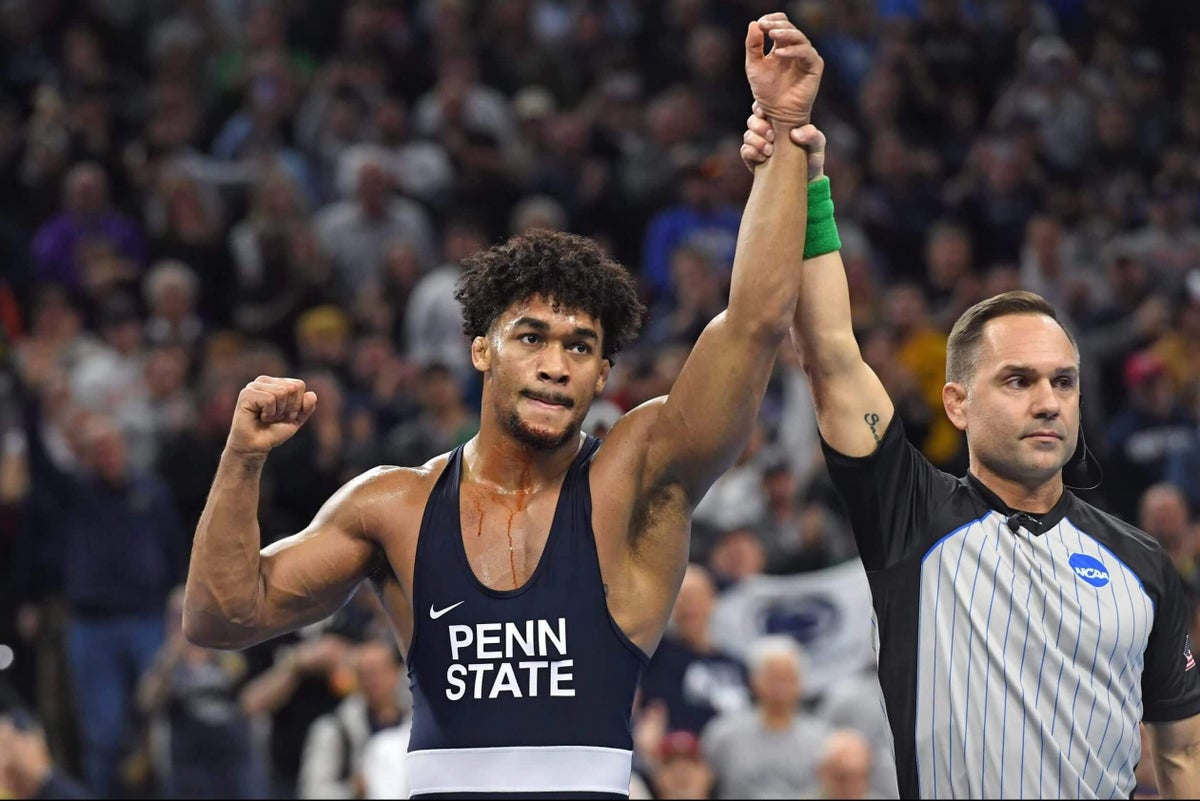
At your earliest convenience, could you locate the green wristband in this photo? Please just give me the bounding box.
[804,176,841,260]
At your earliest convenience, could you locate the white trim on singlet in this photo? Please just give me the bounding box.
[407,744,633,795]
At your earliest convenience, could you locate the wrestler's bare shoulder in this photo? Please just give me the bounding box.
[591,396,665,486]
[335,453,454,545]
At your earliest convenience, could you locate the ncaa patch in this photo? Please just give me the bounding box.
[1068,553,1110,588]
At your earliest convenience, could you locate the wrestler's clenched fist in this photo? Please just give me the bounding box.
[227,375,318,456]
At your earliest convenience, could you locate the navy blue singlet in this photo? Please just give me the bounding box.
[406,437,648,799]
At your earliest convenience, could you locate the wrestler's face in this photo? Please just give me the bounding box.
[944,313,1080,488]
[474,295,610,451]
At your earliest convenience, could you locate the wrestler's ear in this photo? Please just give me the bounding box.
[471,336,490,373]
[595,359,611,395]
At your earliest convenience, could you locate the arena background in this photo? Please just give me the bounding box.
[1,0,1199,798]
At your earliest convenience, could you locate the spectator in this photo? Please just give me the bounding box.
[1151,274,1200,409]
[756,458,807,570]
[1105,350,1197,520]
[1017,213,1095,328]
[136,586,265,799]
[297,639,410,799]
[314,146,437,300]
[821,2,879,98]
[412,52,516,150]
[1139,483,1200,593]
[156,376,242,533]
[352,240,424,347]
[652,730,716,800]
[142,168,233,325]
[239,631,354,800]
[951,135,1042,267]
[641,156,742,304]
[618,86,703,229]
[859,325,933,455]
[404,216,488,378]
[818,671,900,799]
[227,167,329,349]
[68,292,156,470]
[342,332,415,435]
[858,129,943,282]
[1078,250,1166,422]
[694,422,769,533]
[142,259,204,350]
[775,340,823,494]
[707,527,768,590]
[883,283,962,467]
[294,305,353,380]
[640,564,751,735]
[702,635,833,799]
[991,34,1092,176]
[1123,191,1200,285]
[644,246,728,348]
[684,24,751,135]
[358,720,413,800]
[765,498,857,576]
[210,51,313,191]
[0,715,90,800]
[923,219,978,332]
[14,285,105,382]
[26,411,182,796]
[31,162,144,298]
[509,194,568,237]
[142,344,195,446]
[264,368,354,528]
[295,73,378,205]
[526,110,610,226]
[369,96,455,210]
[380,362,478,468]
[814,729,877,800]
[16,83,73,229]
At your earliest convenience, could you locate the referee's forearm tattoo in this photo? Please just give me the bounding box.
[864,412,881,442]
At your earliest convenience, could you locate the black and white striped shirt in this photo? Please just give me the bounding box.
[823,419,1200,799]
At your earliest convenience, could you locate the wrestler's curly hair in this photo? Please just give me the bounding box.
[455,229,645,362]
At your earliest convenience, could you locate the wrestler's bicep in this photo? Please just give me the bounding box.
[255,467,399,636]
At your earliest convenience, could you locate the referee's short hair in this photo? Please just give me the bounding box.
[946,290,1079,385]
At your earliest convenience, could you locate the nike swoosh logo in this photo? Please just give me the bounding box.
[429,601,465,620]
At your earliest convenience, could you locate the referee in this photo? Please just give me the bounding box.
[740,110,1200,797]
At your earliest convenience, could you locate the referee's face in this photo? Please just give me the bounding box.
[949,313,1081,488]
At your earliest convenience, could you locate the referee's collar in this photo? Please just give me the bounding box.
[963,472,1073,536]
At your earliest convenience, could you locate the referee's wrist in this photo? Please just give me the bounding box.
[804,176,840,260]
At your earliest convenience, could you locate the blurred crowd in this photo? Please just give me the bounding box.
[1,0,1199,798]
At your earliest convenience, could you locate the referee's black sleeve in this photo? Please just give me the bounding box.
[821,417,958,572]
[1142,549,1200,722]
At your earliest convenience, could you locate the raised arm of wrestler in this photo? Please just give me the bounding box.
[584,12,824,654]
